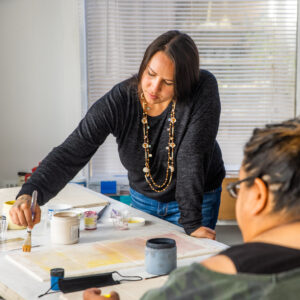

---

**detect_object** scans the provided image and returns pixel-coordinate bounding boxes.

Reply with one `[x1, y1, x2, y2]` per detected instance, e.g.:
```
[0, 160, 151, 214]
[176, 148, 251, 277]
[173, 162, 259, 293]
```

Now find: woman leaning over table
[10, 30, 225, 239]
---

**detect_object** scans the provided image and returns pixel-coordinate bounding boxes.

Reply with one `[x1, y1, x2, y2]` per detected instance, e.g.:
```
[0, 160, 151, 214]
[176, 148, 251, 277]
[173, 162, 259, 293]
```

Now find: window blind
[84, 0, 297, 180]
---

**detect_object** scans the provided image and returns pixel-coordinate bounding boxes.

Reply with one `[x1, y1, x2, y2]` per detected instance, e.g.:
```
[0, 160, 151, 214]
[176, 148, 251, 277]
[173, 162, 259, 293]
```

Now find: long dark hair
[137, 30, 199, 103]
[242, 117, 300, 218]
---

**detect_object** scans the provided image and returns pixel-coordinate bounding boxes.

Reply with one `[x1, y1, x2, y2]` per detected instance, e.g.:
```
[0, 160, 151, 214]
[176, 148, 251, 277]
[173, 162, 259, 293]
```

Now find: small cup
[0, 216, 8, 241]
[2, 201, 26, 230]
[145, 238, 177, 275]
[112, 214, 128, 230]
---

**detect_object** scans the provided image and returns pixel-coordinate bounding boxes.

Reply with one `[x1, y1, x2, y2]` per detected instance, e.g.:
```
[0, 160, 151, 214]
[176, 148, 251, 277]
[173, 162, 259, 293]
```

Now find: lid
[52, 212, 78, 219]
[84, 211, 97, 217]
[146, 238, 176, 249]
[50, 268, 64, 277]
[17, 171, 27, 176]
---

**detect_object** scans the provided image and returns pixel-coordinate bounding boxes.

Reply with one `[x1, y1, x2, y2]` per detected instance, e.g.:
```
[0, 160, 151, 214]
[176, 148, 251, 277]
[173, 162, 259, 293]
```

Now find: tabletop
[0, 184, 228, 300]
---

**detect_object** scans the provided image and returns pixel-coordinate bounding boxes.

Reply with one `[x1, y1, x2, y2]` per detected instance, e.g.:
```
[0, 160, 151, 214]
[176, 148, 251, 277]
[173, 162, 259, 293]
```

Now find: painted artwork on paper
[6, 231, 224, 281]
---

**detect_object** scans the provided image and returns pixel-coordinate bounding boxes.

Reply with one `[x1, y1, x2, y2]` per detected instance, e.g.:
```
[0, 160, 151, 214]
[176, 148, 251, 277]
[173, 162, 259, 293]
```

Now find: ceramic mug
[2, 201, 26, 230]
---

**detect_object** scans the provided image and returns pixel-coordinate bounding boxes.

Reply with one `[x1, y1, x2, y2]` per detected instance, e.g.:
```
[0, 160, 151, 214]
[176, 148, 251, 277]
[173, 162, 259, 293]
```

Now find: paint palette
[127, 217, 145, 227]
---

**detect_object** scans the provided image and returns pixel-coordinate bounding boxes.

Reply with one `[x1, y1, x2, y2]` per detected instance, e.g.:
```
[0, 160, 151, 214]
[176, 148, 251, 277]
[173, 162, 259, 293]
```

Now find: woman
[10, 30, 225, 239]
[84, 117, 300, 299]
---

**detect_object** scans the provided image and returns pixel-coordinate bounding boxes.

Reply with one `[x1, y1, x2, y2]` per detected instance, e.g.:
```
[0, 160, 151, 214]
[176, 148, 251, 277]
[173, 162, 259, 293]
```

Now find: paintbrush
[97, 203, 110, 222]
[22, 190, 37, 252]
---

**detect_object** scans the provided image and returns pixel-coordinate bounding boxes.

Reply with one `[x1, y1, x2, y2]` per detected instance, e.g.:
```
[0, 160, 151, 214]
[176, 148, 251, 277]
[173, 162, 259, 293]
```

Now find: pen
[144, 274, 166, 280]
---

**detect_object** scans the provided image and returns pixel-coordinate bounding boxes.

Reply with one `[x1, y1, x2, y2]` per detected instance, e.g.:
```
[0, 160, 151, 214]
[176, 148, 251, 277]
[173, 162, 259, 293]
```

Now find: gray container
[145, 238, 177, 275]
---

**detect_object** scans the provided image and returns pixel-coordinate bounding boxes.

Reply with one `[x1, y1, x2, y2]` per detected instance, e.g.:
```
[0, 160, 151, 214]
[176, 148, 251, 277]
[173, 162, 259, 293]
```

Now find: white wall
[0, 0, 82, 187]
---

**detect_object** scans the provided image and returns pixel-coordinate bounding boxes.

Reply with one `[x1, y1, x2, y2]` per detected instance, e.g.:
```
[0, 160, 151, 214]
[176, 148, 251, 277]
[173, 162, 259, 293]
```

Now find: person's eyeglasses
[226, 176, 256, 198]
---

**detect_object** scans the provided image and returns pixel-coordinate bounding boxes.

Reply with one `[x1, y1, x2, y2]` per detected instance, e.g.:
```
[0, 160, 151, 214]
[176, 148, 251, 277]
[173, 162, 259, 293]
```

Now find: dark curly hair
[242, 117, 300, 217]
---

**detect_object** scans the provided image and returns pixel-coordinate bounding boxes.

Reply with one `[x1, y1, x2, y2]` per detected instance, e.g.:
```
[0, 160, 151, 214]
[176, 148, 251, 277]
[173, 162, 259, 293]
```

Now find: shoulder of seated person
[201, 254, 237, 274]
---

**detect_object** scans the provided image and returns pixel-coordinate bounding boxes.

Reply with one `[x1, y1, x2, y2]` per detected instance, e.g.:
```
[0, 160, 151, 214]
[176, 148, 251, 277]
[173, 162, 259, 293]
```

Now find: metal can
[145, 238, 177, 275]
[84, 211, 97, 230]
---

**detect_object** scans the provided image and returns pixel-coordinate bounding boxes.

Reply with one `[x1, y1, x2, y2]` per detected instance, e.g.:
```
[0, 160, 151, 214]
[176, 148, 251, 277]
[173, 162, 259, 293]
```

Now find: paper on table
[0, 184, 109, 212]
[6, 231, 225, 282]
[47, 184, 109, 208]
[0, 237, 41, 252]
[0, 238, 24, 252]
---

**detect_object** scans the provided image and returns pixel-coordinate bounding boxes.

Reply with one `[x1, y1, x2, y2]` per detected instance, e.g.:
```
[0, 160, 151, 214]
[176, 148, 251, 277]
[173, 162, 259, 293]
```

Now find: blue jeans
[130, 186, 222, 230]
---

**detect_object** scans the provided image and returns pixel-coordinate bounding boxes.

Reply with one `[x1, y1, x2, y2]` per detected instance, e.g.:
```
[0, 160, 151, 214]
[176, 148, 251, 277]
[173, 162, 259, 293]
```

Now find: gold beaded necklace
[141, 93, 176, 192]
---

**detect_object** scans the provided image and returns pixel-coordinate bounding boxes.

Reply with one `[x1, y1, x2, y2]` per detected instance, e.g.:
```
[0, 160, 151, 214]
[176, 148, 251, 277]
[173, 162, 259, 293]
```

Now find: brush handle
[31, 190, 38, 220]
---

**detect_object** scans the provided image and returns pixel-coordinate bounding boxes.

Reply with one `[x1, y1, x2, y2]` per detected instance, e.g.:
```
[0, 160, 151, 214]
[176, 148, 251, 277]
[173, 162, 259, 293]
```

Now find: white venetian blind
[84, 0, 297, 179]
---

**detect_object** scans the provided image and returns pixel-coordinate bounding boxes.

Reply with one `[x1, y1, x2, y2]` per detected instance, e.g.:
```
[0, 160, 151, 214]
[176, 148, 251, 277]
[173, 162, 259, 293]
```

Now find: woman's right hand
[9, 194, 41, 229]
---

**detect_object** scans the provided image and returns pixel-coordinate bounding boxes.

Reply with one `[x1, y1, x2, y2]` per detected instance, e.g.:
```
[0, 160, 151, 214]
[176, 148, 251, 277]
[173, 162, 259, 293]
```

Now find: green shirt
[141, 263, 300, 300]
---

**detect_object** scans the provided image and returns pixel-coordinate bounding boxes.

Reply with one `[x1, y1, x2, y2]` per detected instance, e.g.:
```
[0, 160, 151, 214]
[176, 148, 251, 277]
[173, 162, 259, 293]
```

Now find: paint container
[50, 268, 64, 291]
[2, 201, 26, 230]
[145, 238, 177, 275]
[51, 212, 79, 245]
[84, 211, 97, 230]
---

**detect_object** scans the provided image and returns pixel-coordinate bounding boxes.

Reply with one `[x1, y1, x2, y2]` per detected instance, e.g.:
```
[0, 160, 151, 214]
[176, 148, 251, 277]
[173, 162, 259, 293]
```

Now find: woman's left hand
[190, 226, 216, 240]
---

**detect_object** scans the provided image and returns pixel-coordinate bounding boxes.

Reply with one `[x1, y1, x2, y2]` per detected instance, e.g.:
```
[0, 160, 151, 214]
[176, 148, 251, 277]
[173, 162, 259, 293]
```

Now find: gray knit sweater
[17, 69, 225, 234]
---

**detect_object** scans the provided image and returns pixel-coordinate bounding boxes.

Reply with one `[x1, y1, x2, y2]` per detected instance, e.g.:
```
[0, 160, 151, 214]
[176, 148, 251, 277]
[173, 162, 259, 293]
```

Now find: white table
[0, 184, 227, 300]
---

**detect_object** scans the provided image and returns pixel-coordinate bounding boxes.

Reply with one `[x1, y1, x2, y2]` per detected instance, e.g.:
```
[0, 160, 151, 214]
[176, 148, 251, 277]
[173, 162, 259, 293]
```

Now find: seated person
[83, 117, 300, 300]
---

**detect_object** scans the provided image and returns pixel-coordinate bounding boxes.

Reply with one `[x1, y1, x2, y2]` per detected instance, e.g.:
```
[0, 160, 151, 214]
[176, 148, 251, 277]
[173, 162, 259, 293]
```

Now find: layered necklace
[141, 93, 176, 192]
